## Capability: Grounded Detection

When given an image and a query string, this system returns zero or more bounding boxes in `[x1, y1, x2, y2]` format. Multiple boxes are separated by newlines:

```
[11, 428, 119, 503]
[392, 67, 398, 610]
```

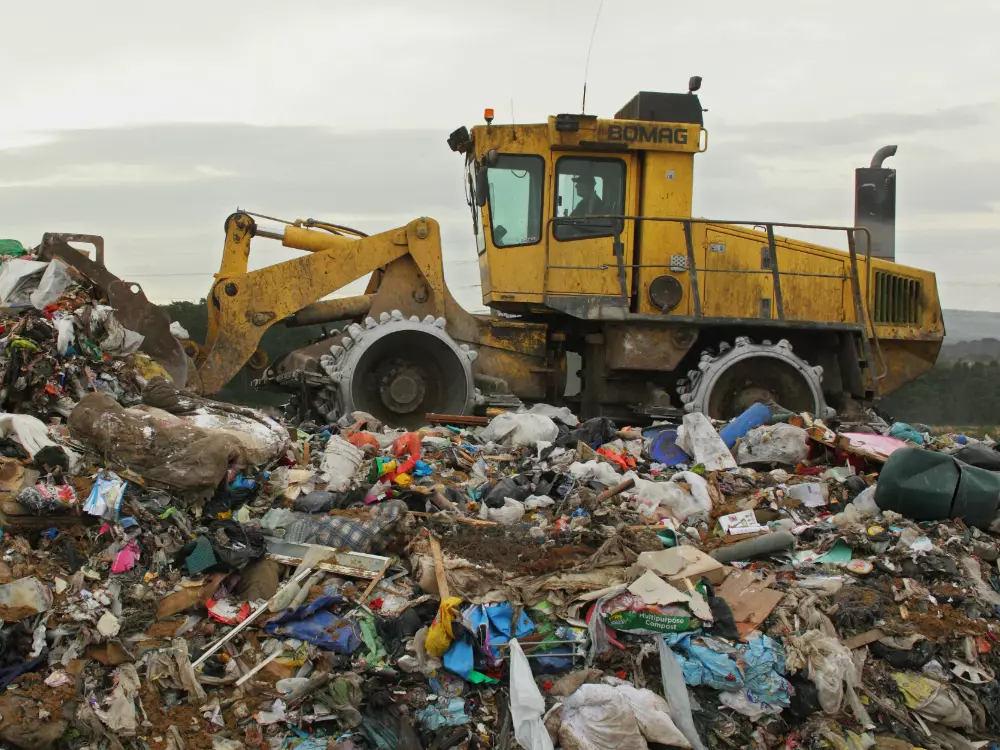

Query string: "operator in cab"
[570, 174, 607, 217]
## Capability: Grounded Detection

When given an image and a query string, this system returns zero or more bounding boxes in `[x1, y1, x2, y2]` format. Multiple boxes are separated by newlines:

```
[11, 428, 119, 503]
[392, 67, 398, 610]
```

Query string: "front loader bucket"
[39, 234, 189, 386]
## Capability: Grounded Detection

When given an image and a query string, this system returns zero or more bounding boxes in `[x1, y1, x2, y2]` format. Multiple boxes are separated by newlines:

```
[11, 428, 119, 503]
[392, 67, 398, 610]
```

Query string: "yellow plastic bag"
[425, 596, 462, 657]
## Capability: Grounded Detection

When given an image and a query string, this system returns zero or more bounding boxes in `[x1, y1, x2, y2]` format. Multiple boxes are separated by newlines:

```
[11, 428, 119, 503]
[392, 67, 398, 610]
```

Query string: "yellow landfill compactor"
[49, 79, 946, 428]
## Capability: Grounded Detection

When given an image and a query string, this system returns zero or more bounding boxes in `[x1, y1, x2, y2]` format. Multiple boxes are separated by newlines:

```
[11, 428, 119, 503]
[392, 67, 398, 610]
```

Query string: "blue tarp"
[443, 603, 534, 679]
[663, 631, 791, 708]
[264, 595, 362, 654]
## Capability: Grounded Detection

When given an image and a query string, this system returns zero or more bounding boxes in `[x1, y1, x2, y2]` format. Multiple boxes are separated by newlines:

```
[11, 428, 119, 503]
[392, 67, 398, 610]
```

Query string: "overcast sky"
[1, 0, 998, 312]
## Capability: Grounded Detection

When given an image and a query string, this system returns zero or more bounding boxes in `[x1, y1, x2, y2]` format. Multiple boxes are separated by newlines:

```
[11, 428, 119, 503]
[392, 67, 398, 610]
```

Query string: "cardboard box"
[636, 546, 727, 586]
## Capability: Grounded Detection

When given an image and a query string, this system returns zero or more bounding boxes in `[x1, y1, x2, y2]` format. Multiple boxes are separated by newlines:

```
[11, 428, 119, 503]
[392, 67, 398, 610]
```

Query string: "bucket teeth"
[309, 310, 478, 425]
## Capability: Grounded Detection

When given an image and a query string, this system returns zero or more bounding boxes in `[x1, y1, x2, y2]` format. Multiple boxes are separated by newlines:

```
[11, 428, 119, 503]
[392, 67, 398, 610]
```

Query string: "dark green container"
[876, 448, 1000, 529]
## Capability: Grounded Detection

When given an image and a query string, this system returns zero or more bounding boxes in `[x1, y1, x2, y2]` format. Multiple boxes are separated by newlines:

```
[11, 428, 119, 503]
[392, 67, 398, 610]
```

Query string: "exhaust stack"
[855, 145, 897, 262]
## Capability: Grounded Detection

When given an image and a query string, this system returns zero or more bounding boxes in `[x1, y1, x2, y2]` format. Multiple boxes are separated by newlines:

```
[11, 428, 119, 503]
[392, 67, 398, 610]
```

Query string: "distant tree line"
[880, 358, 1000, 427]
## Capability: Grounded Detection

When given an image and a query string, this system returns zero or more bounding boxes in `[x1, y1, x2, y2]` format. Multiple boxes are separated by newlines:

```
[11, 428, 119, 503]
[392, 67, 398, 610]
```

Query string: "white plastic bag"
[0, 258, 46, 306]
[853, 485, 879, 515]
[615, 683, 691, 748]
[669, 472, 712, 517]
[626, 471, 711, 521]
[509, 639, 554, 750]
[481, 412, 559, 447]
[55, 316, 76, 355]
[169, 321, 191, 339]
[487, 498, 526, 526]
[525, 495, 555, 509]
[319, 436, 365, 492]
[558, 683, 647, 750]
[677, 413, 737, 471]
[525, 403, 578, 427]
[570, 460, 623, 487]
[736, 423, 809, 466]
[0, 413, 59, 458]
[30, 259, 74, 309]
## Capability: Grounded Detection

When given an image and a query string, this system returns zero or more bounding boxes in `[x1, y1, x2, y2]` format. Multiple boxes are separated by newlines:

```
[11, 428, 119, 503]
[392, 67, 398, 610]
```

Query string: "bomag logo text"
[606, 124, 689, 145]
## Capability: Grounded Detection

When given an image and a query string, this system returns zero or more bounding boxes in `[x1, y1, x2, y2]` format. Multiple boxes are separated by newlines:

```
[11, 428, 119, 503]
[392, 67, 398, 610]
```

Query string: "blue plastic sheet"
[415, 697, 470, 730]
[663, 631, 790, 708]
[265, 595, 361, 654]
[443, 603, 534, 679]
[889, 422, 924, 445]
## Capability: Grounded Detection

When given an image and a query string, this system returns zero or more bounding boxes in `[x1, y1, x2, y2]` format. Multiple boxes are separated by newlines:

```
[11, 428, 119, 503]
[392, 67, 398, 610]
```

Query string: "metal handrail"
[541, 214, 889, 384]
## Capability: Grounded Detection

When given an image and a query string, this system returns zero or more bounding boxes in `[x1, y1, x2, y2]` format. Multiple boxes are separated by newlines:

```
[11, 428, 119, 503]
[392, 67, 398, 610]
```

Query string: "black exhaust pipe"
[855, 145, 898, 262]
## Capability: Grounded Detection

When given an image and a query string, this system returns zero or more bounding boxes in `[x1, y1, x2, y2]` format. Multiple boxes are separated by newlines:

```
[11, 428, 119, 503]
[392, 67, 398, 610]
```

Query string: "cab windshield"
[486, 154, 544, 247]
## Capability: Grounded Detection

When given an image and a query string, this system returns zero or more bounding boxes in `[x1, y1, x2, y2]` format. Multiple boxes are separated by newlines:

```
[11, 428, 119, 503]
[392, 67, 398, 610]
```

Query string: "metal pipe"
[870, 145, 898, 168]
[286, 295, 374, 327]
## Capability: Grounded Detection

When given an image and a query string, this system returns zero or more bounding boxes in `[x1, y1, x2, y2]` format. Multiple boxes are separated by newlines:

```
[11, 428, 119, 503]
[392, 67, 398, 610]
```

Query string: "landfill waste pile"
[1, 248, 1000, 749]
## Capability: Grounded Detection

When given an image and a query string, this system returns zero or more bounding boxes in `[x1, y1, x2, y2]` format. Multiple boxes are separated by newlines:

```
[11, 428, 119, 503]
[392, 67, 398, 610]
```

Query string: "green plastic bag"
[0, 240, 26, 257]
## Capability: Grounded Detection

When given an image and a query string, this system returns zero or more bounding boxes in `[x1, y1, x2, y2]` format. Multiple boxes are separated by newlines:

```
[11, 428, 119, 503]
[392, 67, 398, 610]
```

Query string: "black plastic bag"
[293, 490, 340, 513]
[483, 475, 532, 508]
[208, 519, 266, 571]
[871, 639, 936, 670]
[555, 417, 618, 449]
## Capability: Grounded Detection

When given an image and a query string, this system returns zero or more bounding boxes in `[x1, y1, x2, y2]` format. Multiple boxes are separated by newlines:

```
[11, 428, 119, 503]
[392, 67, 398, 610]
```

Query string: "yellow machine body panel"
[469, 107, 943, 348]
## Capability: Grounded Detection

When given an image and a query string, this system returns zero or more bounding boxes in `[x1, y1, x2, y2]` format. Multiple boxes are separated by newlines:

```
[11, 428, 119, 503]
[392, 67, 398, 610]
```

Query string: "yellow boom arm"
[198, 212, 451, 394]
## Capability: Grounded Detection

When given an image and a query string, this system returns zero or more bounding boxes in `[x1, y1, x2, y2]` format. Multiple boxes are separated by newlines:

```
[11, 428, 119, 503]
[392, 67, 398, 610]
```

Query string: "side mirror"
[475, 166, 489, 207]
[474, 150, 499, 207]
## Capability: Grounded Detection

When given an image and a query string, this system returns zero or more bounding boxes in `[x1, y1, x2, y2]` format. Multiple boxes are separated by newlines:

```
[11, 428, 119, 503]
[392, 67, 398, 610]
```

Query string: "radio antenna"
[581, 0, 605, 114]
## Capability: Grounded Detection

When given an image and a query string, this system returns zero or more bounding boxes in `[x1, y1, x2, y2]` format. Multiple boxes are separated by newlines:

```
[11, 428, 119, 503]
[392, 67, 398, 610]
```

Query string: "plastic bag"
[55, 316, 76, 356]
[425, 596, 462, 658]
[736, 423, 809, 466]
[319, 436, 365, 492]
[486, 498, 526, 526]
[0, 413, 61, 459]
[669, 471, 712, 517]
[657, 638, 707, 750]
[0, 258, 46, 306]
[615, 683, 691, 748]
[784, 631, 857, 716]
[29, 259, 73, 310]
[481, 412, 559, 447]
[626, 471, 711, 521]
[509, 639, 554, 750]
[677, 412, 737, 471]
[525, 403, 578, 427]
[852, 485, 879, 515]
[557, 683, 648, 750]
[891, 672, 973, 728]
[569, 460, 623, 487]
[169, 321, 190, 339]
[84, 472, 128, 519]
[525, 494, 555, 509]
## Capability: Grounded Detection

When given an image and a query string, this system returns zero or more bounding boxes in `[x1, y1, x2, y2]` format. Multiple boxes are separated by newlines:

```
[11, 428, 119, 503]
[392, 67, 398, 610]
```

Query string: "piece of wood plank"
[357, 557, 391, 604]
[843, 628, 886, 650]
[235, 649, 283, 687]
[428, 534, 450, 600]
[409, 511, 498, 527]
[425, 413, 489, 426]
[595, 478, 635, 504]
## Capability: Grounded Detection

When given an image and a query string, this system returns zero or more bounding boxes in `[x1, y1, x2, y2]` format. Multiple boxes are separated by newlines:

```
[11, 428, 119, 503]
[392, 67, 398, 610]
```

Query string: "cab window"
[554, 157, 625, 241]
[486, 154, 544, 247]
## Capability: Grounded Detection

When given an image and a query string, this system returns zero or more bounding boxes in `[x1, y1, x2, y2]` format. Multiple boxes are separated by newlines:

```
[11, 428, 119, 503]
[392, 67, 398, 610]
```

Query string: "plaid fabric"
[283, 500, 405, 554]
